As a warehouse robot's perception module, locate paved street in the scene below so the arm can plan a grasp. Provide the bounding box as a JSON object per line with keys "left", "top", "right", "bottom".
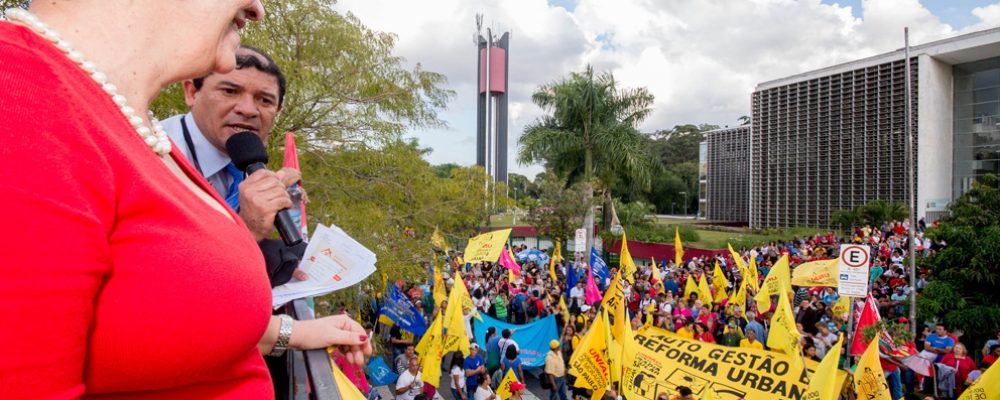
{"left": 374, "top": 369, "right": 557, "bottom": 400}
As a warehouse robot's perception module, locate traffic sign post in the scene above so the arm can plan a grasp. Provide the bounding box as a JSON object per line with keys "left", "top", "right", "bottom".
{"left": 837, "top": 244, "right": 871, "bottom": 297}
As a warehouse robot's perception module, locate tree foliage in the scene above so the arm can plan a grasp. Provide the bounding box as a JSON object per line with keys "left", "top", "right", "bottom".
{"left": 918, "top": 174, "right": 1000, "bottom": 350}
{"left": 831, "top": 199, "right": 909, "bottom": 231}
{"left": 525, "top": 171, "right": 594, "bottom": 241}
{"left": 643, "top": 124, "right": 717, "bottom": 214}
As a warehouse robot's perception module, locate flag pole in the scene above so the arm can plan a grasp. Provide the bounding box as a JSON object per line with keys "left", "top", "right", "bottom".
{"left": 904, "top": 26, "right": 918, "bottom": 339}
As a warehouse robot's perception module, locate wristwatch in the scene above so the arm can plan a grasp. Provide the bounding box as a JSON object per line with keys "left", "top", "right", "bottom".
{"left": 269, "top": 314, "right": 294, "bottom": 357}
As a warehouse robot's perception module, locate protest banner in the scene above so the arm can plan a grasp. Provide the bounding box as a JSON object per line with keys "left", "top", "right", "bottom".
{"left": 379, "top": 284, "right": 428, "bottom": 335}
{"left": 790, "top": 259, "right": 838, "bottom": 287}
{"left": 463, "top": 229, "right": 512, "bottom": 264}
{"left": 621, "top": 328, "right": 848, "bottom": 400}
{"left": 473, "top": 314, "right": 558, "bottom": 368}
{"left": 590, "top": 246, "right": 609, "bottom": 283}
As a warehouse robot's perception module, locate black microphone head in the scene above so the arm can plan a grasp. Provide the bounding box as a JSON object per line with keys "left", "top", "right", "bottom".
{"left": 225, "top": 132, "right": 269, "bottom": 171}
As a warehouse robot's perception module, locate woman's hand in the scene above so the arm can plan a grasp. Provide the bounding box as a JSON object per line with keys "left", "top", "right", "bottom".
{"left": 289, "top": 314, "right": 372, "bottom": 366}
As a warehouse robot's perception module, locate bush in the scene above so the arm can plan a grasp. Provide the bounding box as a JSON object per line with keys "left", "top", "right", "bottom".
{"left": 624, "top": 224, "right": 700, "bottom": 244}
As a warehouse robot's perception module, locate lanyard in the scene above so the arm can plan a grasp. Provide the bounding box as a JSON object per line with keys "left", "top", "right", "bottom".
{"left": 180, "top": 115, "right": 204, "bottom": 176}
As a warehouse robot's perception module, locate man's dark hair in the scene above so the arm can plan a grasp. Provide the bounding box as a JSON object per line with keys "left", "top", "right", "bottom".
{"left": 502, "top": 329, "right": 512, "bottom": 339}
{"left": 192, "top": 44, "right": 287, "bottom": 107}
{"left": 676, "top": 386, "right": 692, "bottom": 396}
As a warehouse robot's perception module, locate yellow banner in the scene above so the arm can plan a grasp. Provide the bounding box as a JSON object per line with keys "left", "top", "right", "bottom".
{"left": 462, "top": 229, "right": 512, "bottom": 264}
{"left": 622, "top": 328, "right": 848, "bottom": 400}
{"left": 791, "top": 259, "right": 838, "bottom": 287}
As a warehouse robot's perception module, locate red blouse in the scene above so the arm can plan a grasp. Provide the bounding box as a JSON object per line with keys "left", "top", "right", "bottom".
{"left": 0, "top": 23, "right": 273, "bottom": 398}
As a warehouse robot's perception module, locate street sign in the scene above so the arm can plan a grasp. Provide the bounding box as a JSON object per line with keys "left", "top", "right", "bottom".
{"left": 838, "top": 244, "right": 871, "bottom": 297}
{"left": 574, "top": 228, "right": 587, "bottom": 253}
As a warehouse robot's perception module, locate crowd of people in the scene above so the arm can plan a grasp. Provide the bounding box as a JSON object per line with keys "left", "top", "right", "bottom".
{"left": 368, "top": 219, "right": 994, "bottom": 400}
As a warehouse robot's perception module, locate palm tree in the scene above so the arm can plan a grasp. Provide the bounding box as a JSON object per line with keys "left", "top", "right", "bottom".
{"left": 518, "top": 65, "right": 660, "bottom": 251}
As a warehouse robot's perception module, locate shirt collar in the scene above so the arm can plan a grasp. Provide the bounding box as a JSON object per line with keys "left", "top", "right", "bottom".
{"left": 163, "top": 112, "right": 232, "bottom": 178}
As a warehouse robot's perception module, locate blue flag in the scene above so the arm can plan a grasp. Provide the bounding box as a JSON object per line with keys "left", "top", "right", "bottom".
{"left": 473, "top": 314, "right": 558, "bottom": 368}
{"left": 589, "top": 246, "right": 609, "bottom": 283}
{"left": 565, "top": 262, "right": 578, "bottom": 298}
{"left": 365, "top": 356, "right": 399, "bottom": 387}
{"left": 379, "top": 284, "right": 428, "bottom": 336}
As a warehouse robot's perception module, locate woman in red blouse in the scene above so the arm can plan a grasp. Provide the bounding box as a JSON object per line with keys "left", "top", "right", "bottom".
{"left": 0, "top": 1, "right": 369, "bottom": 398}
{"left": 941, "top": 343, "right": 977, "bottom": 394}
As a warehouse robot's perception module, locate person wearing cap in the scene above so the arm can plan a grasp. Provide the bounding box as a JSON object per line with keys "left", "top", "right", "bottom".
{"left": 719, "top": 322, "right": 742, "bottom": 347}
{"left": 545, "top": 340, "right": 568, "bottom": 400}
{"left": 465, "top": 343, "right": 487, "bottom": 400}
{"left": 506, "top": 381, "right": 527, "bottom": 400}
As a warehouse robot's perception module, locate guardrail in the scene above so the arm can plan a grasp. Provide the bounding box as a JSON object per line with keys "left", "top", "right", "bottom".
{"left": 288, "top": 299, "right": 342, "bottom": 400}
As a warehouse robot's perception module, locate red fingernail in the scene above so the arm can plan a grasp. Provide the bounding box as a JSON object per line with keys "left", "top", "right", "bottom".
{"left": 359, "top": 335, "right": 368, "bottom": 342}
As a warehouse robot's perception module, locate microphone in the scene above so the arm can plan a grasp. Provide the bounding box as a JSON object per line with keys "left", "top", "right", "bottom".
{"left": 226, "top": 132, "right": 304, "bottom": 247}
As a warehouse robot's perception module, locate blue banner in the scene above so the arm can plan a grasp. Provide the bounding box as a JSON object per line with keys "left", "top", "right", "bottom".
{"left": 365, "top": 356, "right": 399, "bottom": 387}
{"left": 379, "top": 284, "right": 428, "bottom": 336}
{"left": 589, "top": 246, "right": 609, "bottom": 282}
{"left": 565, "top": 262, "right": 578, "bottom": 298}
{"left": 473, "top": 314, "right": 558, "bottom": 368}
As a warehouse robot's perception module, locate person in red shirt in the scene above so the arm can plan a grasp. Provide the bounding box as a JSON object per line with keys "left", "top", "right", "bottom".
{"left": 941, "top": 343, "right": 977, "bottom": 393}
{"left": 0, "top": 2, "right": 371, "bottom": 398}
{"left": 694, "top": 323, "right": 715, "bottom": 344}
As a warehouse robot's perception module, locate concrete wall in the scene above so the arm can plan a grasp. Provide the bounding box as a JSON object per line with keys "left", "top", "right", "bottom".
{"left": 917, "top": 54, "right": 955, "bottom": 221}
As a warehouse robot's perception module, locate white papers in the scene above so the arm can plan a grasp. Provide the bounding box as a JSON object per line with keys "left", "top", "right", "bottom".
{"left": 272, "top": 223, "right": 377, "bottom": 308}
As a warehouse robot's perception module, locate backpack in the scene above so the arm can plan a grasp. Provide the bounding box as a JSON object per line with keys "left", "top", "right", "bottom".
{"left": 511, "top": 294, "right": 525, "bottom": 314}
{"left": 526, "top": 297, "right": 539, "bottom": 318}
{"left": 537, "top": 299, "right": 549, "bottom": 318}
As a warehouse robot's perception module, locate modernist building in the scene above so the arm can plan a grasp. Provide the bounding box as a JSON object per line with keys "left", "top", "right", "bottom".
{"left": 701, "top": 26, "right": 1000, "bottom": 228}
{"left": 701, "top": 126, "right": 751, "bottom": 223}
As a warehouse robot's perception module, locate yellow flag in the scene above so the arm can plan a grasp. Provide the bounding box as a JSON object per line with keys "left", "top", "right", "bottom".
{"left": 554, "top": 239, "right": 563, "bottom": 262}
{"left": 548, "top": 254, "right": 558, "bottom": 282}
{"left": 960, "top": 358, "right": 1000, "bottom": 400}
{"left": 791, "top": 259, "right": 839, "bottom": 287}
{"left": 619, "top": 231, "right": 637, "bottom": 283}
{"left": 431, "top": 227, "right": 450, "bottom": 253}
{"left": 674, "top": 227, "right": 684, "bottom": 266}
{"left": 463, "top": 228, "right": 513, "bottom": 264}
{"left": 747, "top": 251, "right": 760, "bottom": 292}
{"left": 697, "top": 273, "right": 712, "bottom": 304}
{"left": 568, "top": 305, "right": 610, "bottom": 390}
{"left": 803, "top": 334, "right": 843, "bottom": 400}
{"left": 560, "top": 296, "right": 570, "bottom": 319}
{"left": 417, "top": 315, "right": 444, "bottom": 387}
{"left": 854, "top": 339, "right": 892, "bottom": 400}
{"left": 712, "top": 261, "right": 729, "bottom": 304}
{"left": 603, "top": 308, "right": 622, "bottom": 384}
{"left": 650, "top": 258, "right": 664, "bottom": 296}
{"left": 731, "top": 275, "right": 748, "bottom": 309}
{"left": 832, "top": 295, "right": 851, "bottom": 316}
{"left": 768, "top": 287, "right": 804, "bottom": 375}
{"left": 754, "top": 254, "right": 791, "bottom": 311}
{"left": 443, "top": 272, "right": 474, "bottom": 354}
{"left": 433, "top": 256, "right": 447, "bottom": 308}
{"left": 601, "top": 271, "right": 625, "bottom": 312}
{"left": 496, "top": 367, "right": 519, "bottom": 399}
{"left": 683, "top": 275, "right": 699, "bottom": 301}
{"left": 332, "top": 364, "right": 368, "bottom": 400}
{"left": 728, "top": 243, "right": 747, "bottom": 275}
{"left": 416, "top": 314, "right": 442, "bottom": 361}
{"left": 701, "top": 388, "right": 718, "bottom": 400}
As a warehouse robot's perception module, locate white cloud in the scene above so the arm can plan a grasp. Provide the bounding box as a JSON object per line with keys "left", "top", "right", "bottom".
{"left": 331, "top": 0, "right": 988, "bottom": 176}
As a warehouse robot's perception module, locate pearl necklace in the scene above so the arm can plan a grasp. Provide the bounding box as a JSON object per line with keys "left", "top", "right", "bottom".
{"left": 7, "top": 9, "right": 172, "bottom": 156}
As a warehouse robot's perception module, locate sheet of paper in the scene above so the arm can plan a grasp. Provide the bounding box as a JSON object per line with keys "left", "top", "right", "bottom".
{"left": 272, "top": 223, "right": 377, "bottom": 308}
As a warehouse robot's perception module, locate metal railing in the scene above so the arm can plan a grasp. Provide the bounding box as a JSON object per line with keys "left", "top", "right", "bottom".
{"left": 288, "top": 299, "right": 342, "bottom": 400}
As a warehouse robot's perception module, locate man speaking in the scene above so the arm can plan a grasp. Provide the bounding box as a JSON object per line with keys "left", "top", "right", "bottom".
{"left": 161, "top": 45, "right": 300, "bottom": 243}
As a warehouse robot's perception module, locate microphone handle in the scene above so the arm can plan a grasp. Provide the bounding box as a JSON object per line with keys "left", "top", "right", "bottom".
{"left": 246, "top": 162, "right": 305, "bottom": 247}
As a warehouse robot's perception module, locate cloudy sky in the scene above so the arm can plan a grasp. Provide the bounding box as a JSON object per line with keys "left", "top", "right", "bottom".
{"left": 332, "top": 0, "right": 1000, "bottom": 177}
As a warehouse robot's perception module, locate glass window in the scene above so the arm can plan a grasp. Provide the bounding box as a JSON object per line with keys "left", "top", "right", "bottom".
{"left": 954, "top": 57, "right": 1000, "bottom": 198}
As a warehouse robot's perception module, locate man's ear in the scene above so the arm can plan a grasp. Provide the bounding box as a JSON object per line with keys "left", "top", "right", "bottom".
{"left": 182, "top": 80, "right": 199, "bottom": 109}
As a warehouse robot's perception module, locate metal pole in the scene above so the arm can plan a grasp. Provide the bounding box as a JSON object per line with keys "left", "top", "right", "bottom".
{"left": 846, "top": 296, "right": 854, "bottom": 369}
{"left": 904, "top": 27, "right": 918, "bottom": 337}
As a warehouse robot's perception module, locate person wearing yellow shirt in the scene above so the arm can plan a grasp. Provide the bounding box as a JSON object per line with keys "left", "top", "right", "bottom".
{"left": 739, "top": 328, "right": 764, "bottom": 350}
{"left": 675, "top": 319, "right": 696, "bottom": 340}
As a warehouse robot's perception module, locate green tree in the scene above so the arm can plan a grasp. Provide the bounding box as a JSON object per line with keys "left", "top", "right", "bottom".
{"left": 518, "top": 65, "right": 661, "bottom": 249}
{"left": 829, "top": 199, "right": 909, "bottom": 231}
{"left": 1, "top": 1, "right": 31, "bottom": 18}
{"left": 526, "top": 171, "right": 593, "bottom": 242}
{"left": 152, "top": 0, "right": 453, "bottom": 151}
{"left": 918, "top": 174, "right": 1000, "bottom": 350}
{"left": 645, "top": 123, "right": 717, "bottom": 213}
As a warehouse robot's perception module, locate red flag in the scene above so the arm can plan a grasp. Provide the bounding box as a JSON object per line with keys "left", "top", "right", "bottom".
{"left": 282, "top": 132, "right": 307, "bottom": 235}
{"left": 850, "top": 293, "right": 881, "bottom": 355}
